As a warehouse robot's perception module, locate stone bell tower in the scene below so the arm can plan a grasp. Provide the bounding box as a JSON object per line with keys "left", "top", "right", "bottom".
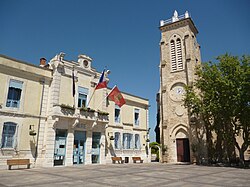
{"left": 159, "top": 10, "right": 201, "bottom": 163}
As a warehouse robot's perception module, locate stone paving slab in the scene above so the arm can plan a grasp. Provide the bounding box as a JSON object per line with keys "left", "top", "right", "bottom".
{"left": 0, "top": 163, "right": 249, "bottom": 187}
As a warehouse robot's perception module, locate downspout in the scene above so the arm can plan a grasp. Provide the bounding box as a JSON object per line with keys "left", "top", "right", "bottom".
{"left": 34, "top": 78, "right": 45, "bottom": 164}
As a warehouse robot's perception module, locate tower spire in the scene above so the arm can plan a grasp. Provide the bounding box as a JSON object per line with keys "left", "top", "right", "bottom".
{"left": 172, "top": 10, "right": 179, "bottom": 22}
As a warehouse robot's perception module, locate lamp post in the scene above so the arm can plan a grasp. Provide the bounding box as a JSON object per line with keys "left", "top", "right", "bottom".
{"left": 145, "top": 128, "right": 151, "bottom": 161}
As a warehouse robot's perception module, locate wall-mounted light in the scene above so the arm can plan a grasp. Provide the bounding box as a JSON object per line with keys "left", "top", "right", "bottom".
{"left": 108, "top": 132, "right": 114, "bottom": 140}
{"left": 29, "top": 125, "right": 36, "bottom": 136}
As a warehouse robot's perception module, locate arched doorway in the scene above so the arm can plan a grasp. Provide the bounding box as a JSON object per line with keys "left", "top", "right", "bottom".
{"left": 174, "top": 127, "right": 190, "bottom": 162}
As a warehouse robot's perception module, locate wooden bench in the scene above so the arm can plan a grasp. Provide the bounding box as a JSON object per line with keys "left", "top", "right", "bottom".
{"left": 7, "top": 159, "right": 30, "bottom": 170}
{"left": 111, "top": 157, "right": 124, "bottom": 164}
{"left": 132, "top": 157, "right": 143, "bottom": 163}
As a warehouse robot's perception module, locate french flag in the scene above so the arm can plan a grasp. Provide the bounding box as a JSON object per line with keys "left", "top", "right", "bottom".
{"left": 95, "top": 69, "right": 107, "bottom": 90}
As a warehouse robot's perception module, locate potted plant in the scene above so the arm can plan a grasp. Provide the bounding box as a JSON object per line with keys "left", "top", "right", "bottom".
{"left": 97, "top": 110, "right": 109, "bottom": 116}
{"left": 60, "top": 104, "right": 75, "bottom": 110}
{"left": 80, "top": 107, "right": 95, "bottom": 113}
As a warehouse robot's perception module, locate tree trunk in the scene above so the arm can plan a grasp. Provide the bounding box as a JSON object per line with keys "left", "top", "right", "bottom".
{"left": 233, "top": 135, "right": 248, "bottom": 167}
{"left": 239, "top": 149, "right": 245, "bottom": 167}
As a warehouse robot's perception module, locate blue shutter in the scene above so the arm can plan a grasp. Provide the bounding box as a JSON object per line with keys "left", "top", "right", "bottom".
{"left": 135, "top": 134, "right": 140, "bottom": 149}
{"left": 78, "top": 87, "right": 88, "bottom": 94}
{"left": 2, "top": 122, "right": 17, "bottom": 148}
{"left": 9, "top": 80, "right": 23, "bottom": 89}
{"left": 114, "top": 132, "right": 120, "bottom": 149}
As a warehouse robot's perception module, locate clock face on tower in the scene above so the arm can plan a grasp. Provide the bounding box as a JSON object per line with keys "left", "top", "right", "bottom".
{"left": 169, "top": 83, "right": 185, "bottom": 101}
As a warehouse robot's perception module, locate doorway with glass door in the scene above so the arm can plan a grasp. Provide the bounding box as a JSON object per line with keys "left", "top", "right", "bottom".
{"left": 73, "top": 131, "right": 86, "bottom": 165}
{"left": 92, "top": 132, "right": 101, "bottom": 164}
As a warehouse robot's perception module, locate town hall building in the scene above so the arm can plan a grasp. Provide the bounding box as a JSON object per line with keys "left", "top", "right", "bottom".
{"left": 0, "top": 53, "right": 149, "bottom": 170}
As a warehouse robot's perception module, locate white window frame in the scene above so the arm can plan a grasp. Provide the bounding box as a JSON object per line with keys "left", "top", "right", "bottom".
{"left": 114, "top": 132, "right": 121, "bottom": 150}
{"left": 122, "top": 133, "right": 133, "bottom": 149}
{"left": 6, "top": 79, "right": 23, "bottom": 108}
{"left": 1, "top": 122, "right": 18, "bottom": 149}
{"left": 78, "top": 86, "right": 88, "bottom": 108}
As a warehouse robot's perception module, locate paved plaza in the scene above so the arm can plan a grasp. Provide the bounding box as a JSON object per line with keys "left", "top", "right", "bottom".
{"left": 0, "top": 163, "right": 249, "bottom": 187}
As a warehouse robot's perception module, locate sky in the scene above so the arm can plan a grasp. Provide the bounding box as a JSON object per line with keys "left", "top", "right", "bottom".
{"left": 1, "top": 0, "right": 250, "bottom": 142}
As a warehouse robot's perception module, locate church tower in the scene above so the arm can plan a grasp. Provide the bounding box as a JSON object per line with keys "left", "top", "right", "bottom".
{"left": 159, "top": 11, "right": 201, "bottom": 163}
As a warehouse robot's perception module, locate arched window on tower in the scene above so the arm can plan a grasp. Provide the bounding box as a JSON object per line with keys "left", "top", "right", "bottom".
{"left": 170, "top": 40, "right": 177, "bottom": 71}
{"left": 176, "top": 38, "right": 183, "bottom": 70}
{"left": 170, "top": 38, "right": 183, "bottom": 72}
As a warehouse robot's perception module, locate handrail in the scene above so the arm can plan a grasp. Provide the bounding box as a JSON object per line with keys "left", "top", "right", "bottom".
{"left": 160, "top": 13, "right": 190, "bottom": 27}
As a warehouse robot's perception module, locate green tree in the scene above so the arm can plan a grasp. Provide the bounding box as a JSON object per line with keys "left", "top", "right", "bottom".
{"left": 184, "top": 54, "right": 250, "bottom": 166}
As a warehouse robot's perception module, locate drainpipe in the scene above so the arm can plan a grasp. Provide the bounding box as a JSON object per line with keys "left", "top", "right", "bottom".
{"left": 34, "top": 78, "right": 45, "bottom": 164}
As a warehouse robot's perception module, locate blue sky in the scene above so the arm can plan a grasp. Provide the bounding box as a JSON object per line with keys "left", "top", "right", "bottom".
{"left": 1, "top": 0, "right": 250, "bottom": 141}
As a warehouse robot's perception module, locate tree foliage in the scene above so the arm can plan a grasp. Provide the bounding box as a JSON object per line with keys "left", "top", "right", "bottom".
{"left": 184, "top": 54, "right": 250, "bottom": 166}
{"left": 149, "top": 142, "right": 161, "bottom": 161}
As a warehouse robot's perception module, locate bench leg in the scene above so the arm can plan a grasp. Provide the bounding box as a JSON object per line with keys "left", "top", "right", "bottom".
{"left": 27, "top": 164, "right": 30, "bottom": 169}
{"left": 8, "top": 165, "right": 11, "bottom": 170}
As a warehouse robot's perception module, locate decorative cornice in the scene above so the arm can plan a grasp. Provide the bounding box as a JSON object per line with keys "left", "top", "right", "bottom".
{"left": 132, "top": 127, "right": 147, "bottom": 132}
{"left": 0, "top": 110, "right": 46, "bottom": 119}
{"left": 159, "top": 18, "right": 198, "bottom": 35}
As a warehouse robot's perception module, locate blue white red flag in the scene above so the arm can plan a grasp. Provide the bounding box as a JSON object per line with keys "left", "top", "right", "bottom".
{"left": 95, "top": 69, "right": 107, "bottom": 90}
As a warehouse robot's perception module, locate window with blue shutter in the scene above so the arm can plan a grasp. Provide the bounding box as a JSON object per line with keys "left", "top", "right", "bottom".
{"left": 78, "top": 87, "right": 88, "bottom": 108}
{"left": 135, "top": 134, "right": 140, "bottom": 149}
{"left": 123, "top": 133, "right": 133, "bottom": 149}
{"left": 6, "top": 80, "right": 23, "bottom": 108}
{"left": 114, "top": 132, "right": 121, "bottom": 149}
{"left": 1, "top": 122, "right": 17, "bottom": 148}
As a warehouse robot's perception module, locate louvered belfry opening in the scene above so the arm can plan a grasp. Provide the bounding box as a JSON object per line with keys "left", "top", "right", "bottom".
{"left": 170, "top": 40, "right": 177, "bottom": 71}
{"left": 176, "top": 38, "right": 183, "bottom": 70}
{"left": 170, "top": 38, "right": 183, "bottom": 71}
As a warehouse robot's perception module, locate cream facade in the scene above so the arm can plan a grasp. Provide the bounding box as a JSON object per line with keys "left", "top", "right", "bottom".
{"left": 0, "top": 53, "right": 149, "bottom": 169}
{"left": 106, "top": 90, "right": 150, "bottom": 163}
{"left": 35, "top": 53, "right": 110, "bottom": 167}
{"left": 0, "top": 55, "right": 52, "bottom": 169}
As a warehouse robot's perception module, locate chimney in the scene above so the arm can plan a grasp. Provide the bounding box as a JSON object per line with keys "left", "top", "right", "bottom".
{"left": 40, "top": 57, "right": 47, "bottom": 67}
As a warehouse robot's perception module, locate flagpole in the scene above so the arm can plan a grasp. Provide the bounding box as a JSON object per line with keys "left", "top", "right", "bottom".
{"left": 87, "top": 68, "right": 107, "bottom": 108}
{"left": 87, "top": 89, "right": 96, "bottom": 107}
{"left": 95, "top": 85, "right": 116, "bottom": 111}
{"left": 72, "top": 67, "right": 76, "bottom": 109}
